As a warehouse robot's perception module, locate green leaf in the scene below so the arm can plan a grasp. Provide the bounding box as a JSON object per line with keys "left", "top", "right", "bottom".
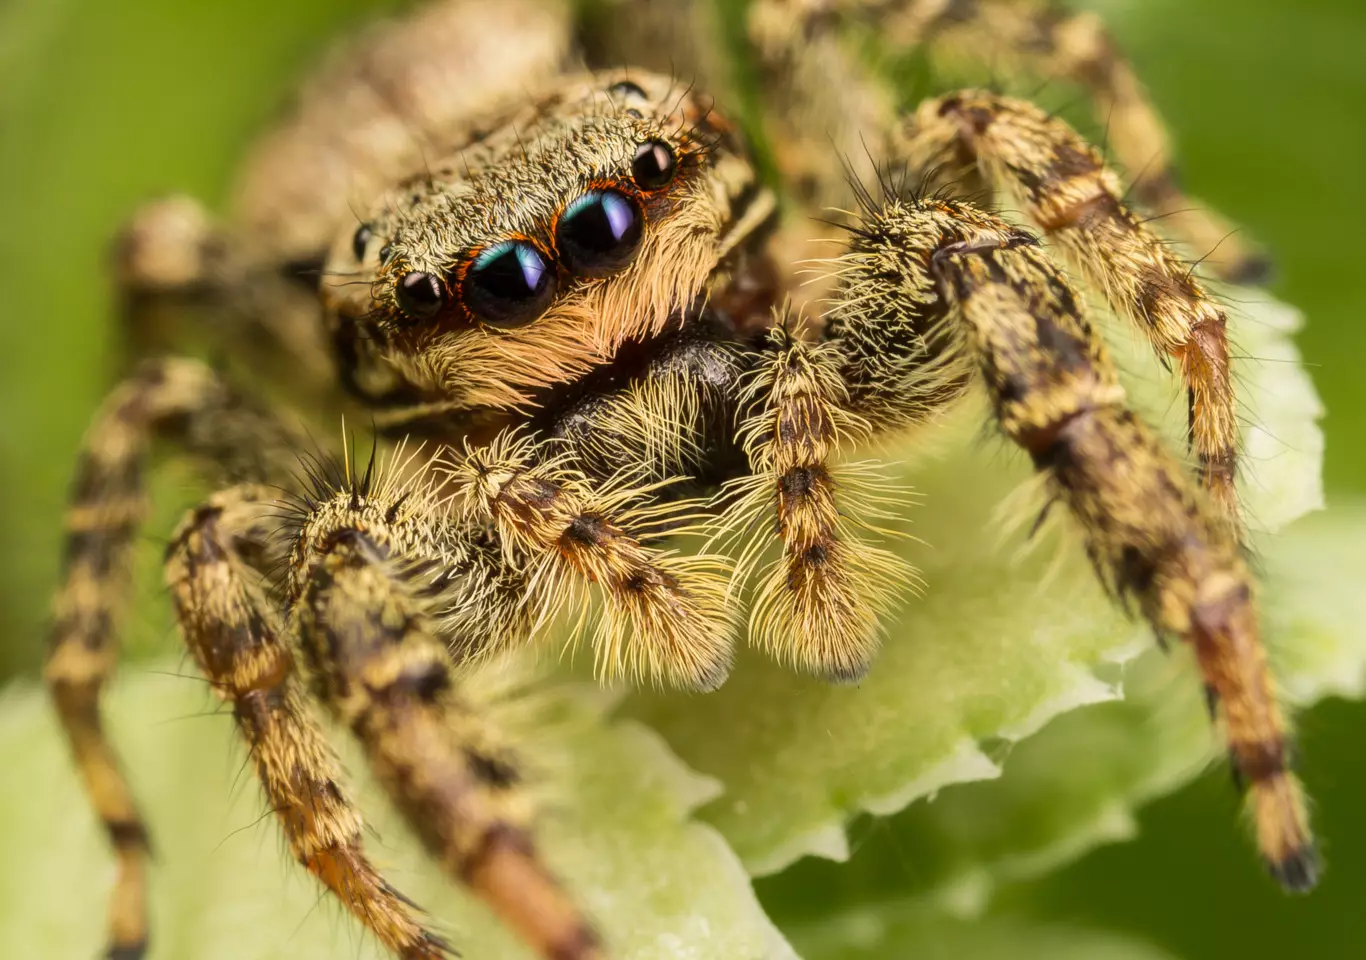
{"left": 790, "top": 902, "right": 1180, "bottom": 960}
{"left": 1234, "top": 298, "right": 1326, "bottom": 533}
{"left": 625, "top": 410, "right": 1145, "bottom": 875}
{"left": 756, "top": 504, "right": 1366, "bottom": 922}
{"left": 0, "top": 665, "right": 795, "bottom": 960}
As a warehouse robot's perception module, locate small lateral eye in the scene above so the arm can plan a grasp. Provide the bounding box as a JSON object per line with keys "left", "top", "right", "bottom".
{"left": 352, "top": 223, "right": 372, "bottom": 261}
{"left": 607, "top": 80, "right": 648, "bottom": 100}
{"left": 632, "top": 140, "right": 676, "bottom": 190}
{"left": 462, "top": 240, "right": 556, "bottom": 328}
{"left": 556, "top": 190, "right": 643, "bottom": 277}
{"left": 395, "top": 271, "right": 445, "bottom": 321}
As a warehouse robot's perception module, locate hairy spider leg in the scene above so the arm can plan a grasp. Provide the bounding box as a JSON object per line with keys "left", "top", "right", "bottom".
{"left": 166, "top": 485, "right": 455, "bottom": 960}
{"left": 818, "top": 193, "right": 1316, "bottom": 891}
{"left": 723, "top": 325, "right": 913, "bottom": 682}
{"left": 898, "top": 91, "right": 1244, "bottom": 531}
{"left": 443, "top": 431, "right": 737, "bottom": 691}
{"left": 113, "top": 197, "right": 340, "bottom": 396}
{"left": 288, "top": 480, "right": 603, "bottom": 960}
{"left": 44, "top": 359, "right": 301, "bottom": 959}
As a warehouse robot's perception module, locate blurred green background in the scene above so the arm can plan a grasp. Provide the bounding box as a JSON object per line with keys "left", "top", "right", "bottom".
{"left": 0, "top": 0, "right": 1361, "bottom": 957}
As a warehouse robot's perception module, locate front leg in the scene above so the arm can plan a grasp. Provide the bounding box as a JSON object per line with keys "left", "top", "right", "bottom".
{"left": 44, "top": 358, "right": 302, "bottom": 960}
{"left": 899, "top": 90, "right": 1246, "bottom": 530}
{"left": 725, "top": 324, "right": 914, "bottom": 682}
{"left": 286, "top": 476, "right": 601, "bottom": 960}
{"left": 444, "top": 431, "right": 737, "bottom": 690}
{"left": 165, "top": 485, "right": 453, "bottom": 959}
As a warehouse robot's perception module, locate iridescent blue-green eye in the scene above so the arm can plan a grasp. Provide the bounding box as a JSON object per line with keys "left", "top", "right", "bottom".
{"left": 461, "top": 240, "right": 556, "bottom": 328}
{"left": 556, "top": 189, "right": 643, "bottom": 277}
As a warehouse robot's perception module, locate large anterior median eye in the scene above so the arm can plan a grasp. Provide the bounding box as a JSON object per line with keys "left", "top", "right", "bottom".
{"left": 462, "top": 240, "right": 556, "bottom": 328}
{"left": 556, "top": 189, "right": 643, "bottom": 277}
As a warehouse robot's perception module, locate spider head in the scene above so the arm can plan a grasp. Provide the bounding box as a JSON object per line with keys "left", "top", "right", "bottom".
{"left": 322, "top": 71, "right": 765, "bottom": 414}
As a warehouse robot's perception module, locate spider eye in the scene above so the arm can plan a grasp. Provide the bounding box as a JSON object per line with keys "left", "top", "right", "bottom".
{"left": 607, "top": 80, "right": 648, "bottom": 100}
{"left": 352, "top": 223, "right": 372, "bottom": 261}
{"left": 395, "top": 271, "right": 445, "bottom": 321}
{"left": 462, "top": 240, "right": 556, "bottom": 328}
{"left": 556, "top": 190, "right": 643, "bottom": 277}
{"left": 632, "top": 140, "right": 676, "bottom": 190}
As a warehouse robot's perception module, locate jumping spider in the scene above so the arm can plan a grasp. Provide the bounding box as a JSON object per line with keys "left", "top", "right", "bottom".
{"left": 46, "top": 1, "right": 1314, "bottom": 958}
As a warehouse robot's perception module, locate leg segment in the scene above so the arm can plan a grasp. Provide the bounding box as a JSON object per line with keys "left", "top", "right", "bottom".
{"left": 727, "top": 324, "right": 911, "bottom": 682}
{"left": 114, "top": 196, "right": 339, "bottom": 396}
{"left": 444, "top": 432, "right": 735, "bottom": 690}
{"left": 899, "top": 90, "right": 1244, "bottom": 531}
{"left": 747, "top": 0, "right": 1267, "bottom": 282}
{"left": 820, "top": 194, "right": 1315, "bottom": 890}
{"left": 44, "top": 359, "right": 299, "bottom": 959}
{"left": 165, "top": 486, "right": 452, "bottom": 959}
{"left": 288, "top": 480, "right": 601, "bottom": 960}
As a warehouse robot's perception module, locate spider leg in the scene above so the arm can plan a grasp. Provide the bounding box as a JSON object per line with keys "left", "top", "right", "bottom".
{"left": 898, "top": 90, "right": 1244, "bottom": 530}
{"left": 165, "top": 484, "right": 454, "bottom": 959}
{"left": 114, "top": 197, "right": 339, "bottom": 393}
{"left": 444, "top": 431, "right": 736, "bottom": 690}
{"left": 287, "top": 480, "right": 602, "bottom": 960}
{"left": 747, "top": 0, "right": 1268, "bottom": 282}
{"left": 723, "top": 324, "right": 912, "bottom": 682}
{"left": 819, "top": 192, "right": 1316, "bottom": 891}
{"left": 43, "top": 358, "right": 300, "bottom": 959}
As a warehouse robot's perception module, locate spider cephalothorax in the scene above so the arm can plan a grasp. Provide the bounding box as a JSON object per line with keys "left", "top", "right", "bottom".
{"left": 326, "top": 72, "right": 765, "bottom": 417}
{"left": 45, "top": 2, "right": 1316, "bottom": 960}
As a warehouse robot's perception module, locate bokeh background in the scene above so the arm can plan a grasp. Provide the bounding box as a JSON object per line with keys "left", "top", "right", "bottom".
{"left": 0, "top": 0, "right": 1361, "bottom": 956}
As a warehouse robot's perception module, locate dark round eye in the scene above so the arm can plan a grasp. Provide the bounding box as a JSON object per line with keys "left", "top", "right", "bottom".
{"left": 632, "top": 140, "right": 676, "bottom": 190}
{"left": 462, "top": 240, "right": 556, "bottom": 328}
{"left": 557, "top": 190, "right": 643, "bottom": 277}
{"left": 352, "top": 223, "right": 372, "bottom": 261}
{"left": 395, "top": 271, "right": 445, "bottom": 321}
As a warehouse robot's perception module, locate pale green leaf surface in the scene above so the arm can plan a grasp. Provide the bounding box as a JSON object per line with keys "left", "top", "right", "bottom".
{"left": 625, "top": 413, "right": 1144, "bottom": 876}
{"left": 1102, "top": 294, "right": 1323, "bottom": 534}
{"left": 914, "top": 502, "right": 1366, "bottom": 903}
{"left": 1232, "top": 298, "right": 1326, "bottom": 533}
{"left": 0, "top": 666, "right": 795, "bottom": 960}
{"left": 757, "top": 505, "right": 1366, "bottom": 922}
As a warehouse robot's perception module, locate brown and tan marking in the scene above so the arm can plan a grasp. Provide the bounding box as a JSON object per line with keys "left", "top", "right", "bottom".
{"left": 289, "top": 479, "right": 601, "bottom": 960}
{"left": 900, "top": 90, "right": 1244, "bottom": 530}
{"left": 818, "top": 193, "right": 1314, "bottom": 887}
{"left": 747, "top": 0, "right": 1268, "bottom": 283}
{"left": 45, "top": 358, "right": 299, "bottom": 960}
{"left": 445, "top": 432, "right": 736, "bottom": 690}
{"left": 167, "top": 485, "right": 455, "bottom": 959}
{"left": 727, "top": 324, "right": 911, "bottom": 682}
